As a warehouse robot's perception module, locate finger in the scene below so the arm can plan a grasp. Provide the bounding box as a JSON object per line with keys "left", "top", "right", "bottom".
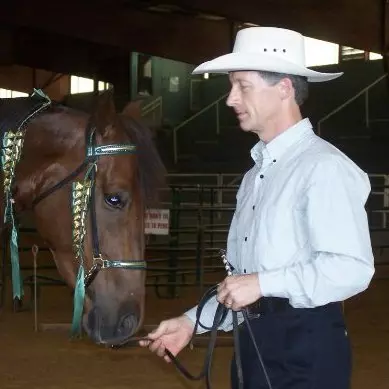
{"left": 216, "top": 294, "right": 225, "bottom": 304}
{"left": 163, "top": 347, "right": 176, "bottom": 363}
{"left": 148, "top": 321, "right": 169, "bottom": 340}
{"left": 217, "top": 281, "right": 227, "bottom": 296}
{"left": 139, "top": 340, "right": 151, "bottom": 347}
{"left": 149, "top": 339, "right": 163, "bottom": 353}
{"left": 216, "top": 281, "right": 225, "bottom": 294}
{"left": 223, "top": 300, "right": 233, "bottom": 310}
{"left": 156, "top": 344, "right": 167, "bottom": 357}
{"left": 217, "top": 287, "right": 230, "bottom": 304}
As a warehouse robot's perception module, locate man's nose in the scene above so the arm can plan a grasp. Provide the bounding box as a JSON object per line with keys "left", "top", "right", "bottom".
{"left": 226, "top": 90, "right": 237, "bottom": 107}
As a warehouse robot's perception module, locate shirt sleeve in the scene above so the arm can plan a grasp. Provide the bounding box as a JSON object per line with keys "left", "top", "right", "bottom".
{"left": 259, "top": 156, "right": 375, "bottom": 308}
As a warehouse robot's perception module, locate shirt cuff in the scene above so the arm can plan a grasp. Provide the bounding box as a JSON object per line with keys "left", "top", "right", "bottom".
{"left": 184, "top": 306, "right": 213, "bottom": 334}
{"left": 258, "top": 268, "right": 288, "bottom": 298}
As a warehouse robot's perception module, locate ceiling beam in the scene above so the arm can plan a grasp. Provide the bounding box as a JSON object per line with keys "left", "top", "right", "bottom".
{"left": 12, "top": 28, "right": 127, "bottom": 82}
{"left": 0, "top": 27, "right": 14, "bottom": 65}
{"left": 1, "top": 0, "right": 233, "bottom": 65}
{"left": 139, "top": 0, "right": 383, "bottom": 53}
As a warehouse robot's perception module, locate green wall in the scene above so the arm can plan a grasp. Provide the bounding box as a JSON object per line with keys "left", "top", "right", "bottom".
{"left": 131, "top": 52, "right": 196, "bottom": 127}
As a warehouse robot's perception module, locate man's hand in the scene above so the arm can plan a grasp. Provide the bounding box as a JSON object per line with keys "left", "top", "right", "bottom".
{"left": 217, "top": 273, "right": 262, "bottom": 311}
{"left": 139, "top": 315, "right": 194, "bottom": 363}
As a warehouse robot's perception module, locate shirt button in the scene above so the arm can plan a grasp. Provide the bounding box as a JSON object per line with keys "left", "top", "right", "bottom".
{"left": 244, "top": 237, "right": 248, "bottom": 242}
{"left": 244, "top": 269, "right": 247, "bottom": 273}
{"left": 260, "top": 174, "right": 264, "bottom": 179}
{"left": 252, "top": 205, "right": 255, "bottom": 210}
{"left": 273, "top": 159, "right": 276, "bottom": 163}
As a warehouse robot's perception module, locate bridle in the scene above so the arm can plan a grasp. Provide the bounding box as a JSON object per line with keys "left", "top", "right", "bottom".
{"left": 1, "top": 89, "right": 147, "bottom": 336}
{"left": 33, "top": 117, "right": 148, "bottom": 335}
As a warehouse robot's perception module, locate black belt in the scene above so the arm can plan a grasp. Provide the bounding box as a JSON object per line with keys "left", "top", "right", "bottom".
{"left": 245, "top": 297, "right": 341, "bottom": 319}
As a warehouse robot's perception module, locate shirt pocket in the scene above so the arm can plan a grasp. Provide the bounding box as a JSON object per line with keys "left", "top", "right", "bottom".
{"left": 264, "top": 203, "right": 306, "bottom": 249}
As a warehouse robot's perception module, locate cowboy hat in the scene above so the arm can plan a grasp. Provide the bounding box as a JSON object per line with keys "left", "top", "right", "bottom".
{"left": 192, "top": 27, "right": 343, "bottom": 82}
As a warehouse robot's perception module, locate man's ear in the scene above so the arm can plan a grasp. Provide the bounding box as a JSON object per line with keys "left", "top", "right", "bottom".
{"left": 278, "top": 77, "right": 294, "bottom": 101}
{"left": 91, "top": 89, "right": 117, "bottom": 138}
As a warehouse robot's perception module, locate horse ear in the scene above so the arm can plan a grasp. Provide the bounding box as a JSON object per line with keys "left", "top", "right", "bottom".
{"left": 121, "top": 100, "right": 143, "bottom": 120}
{"left": 121, "top": 99, "right": 159, "bottom": 137}
{"left": 92, "top": 89, "right": 117, "bottom": 137}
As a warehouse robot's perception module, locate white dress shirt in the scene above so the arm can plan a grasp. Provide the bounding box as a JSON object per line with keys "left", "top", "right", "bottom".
{"left": 185, "top": 118, "right": 375, "bottom": 333}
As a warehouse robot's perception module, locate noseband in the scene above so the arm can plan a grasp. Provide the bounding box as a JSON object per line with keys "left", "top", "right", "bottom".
{"left": 0, "top": 89, "right": 147, "bottom": 336}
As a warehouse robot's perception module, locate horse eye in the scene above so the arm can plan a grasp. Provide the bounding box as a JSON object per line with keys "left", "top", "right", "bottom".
{"left": 105, "top": 194, "right": 124, "bottom": 208}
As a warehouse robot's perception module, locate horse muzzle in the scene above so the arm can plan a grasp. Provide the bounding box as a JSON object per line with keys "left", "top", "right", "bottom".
{"left": 83, "top": 305, "right": 141, "bottom": 346}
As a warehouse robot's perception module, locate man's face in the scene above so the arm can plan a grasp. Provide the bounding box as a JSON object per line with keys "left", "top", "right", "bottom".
{"left": 226, "top": 71, "right": 283, "bottom": 140}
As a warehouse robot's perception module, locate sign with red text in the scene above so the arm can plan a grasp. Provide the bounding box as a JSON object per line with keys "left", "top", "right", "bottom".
{"left": 145, "top": 209, "right": 170, "bottom": 235}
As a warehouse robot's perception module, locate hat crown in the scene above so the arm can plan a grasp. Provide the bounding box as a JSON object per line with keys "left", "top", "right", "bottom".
{"left": 233, "top": 27, "right": 306, "bottom": 68}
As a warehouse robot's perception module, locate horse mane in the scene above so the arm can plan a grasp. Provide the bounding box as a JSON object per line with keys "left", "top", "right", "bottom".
{"left": 119, "top": 113, "right": 167, "bottom": 207}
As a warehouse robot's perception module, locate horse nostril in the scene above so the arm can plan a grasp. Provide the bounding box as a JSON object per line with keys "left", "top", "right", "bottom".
{"left": 83, "top": 305, "right": 140, "bottom": 345}
{"left": 117, "top": 314, "right": 138, "bottom": 337}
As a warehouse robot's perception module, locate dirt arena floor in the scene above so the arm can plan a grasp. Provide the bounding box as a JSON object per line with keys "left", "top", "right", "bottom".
{"left": 0, "top": 260, "right": 388, "bottom": 389}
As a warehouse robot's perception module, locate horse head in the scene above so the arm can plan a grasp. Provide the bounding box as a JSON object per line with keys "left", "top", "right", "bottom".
{"left": 7, "top": 90, "right": 165, "bottom": 345}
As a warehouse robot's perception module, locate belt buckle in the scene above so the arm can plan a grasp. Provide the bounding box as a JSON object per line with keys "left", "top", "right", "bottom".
{"left": 245, "top": 300, "right": 261, "bottom": 319}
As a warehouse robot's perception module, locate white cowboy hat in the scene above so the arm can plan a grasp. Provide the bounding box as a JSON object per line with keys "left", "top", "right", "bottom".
{"left": 192, "top": 27, "right": 343, "bottom": 82}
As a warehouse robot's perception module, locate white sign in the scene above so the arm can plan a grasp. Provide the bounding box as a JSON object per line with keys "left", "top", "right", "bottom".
{"left": 144, "top": 209, "right": 170, "bottom": 235}
{"left": 169, "top": 76, "right": 180, "bottom": 92}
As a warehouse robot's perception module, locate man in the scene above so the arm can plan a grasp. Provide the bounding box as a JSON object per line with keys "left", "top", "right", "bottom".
{"left": 140, "top": 26, "right": 375, "bottom": 389}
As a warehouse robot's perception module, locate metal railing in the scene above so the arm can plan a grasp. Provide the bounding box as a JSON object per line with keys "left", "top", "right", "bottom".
{"left": 142, "top": 96, "right": 163, "bottom": 127}
{"left": 317, "top": 74, "right": 388, "bottom": 137}
{"left": 165, "top": 173, "right": 242, "bottom": 208}
{"left": 368, "top": 174, "right": 389, "bottom": 229}
{"left": 2, "top": 173, "right": 389, "bottom": 310}
{"left": 173, "top": 93, "right": 228, "bottom": 164}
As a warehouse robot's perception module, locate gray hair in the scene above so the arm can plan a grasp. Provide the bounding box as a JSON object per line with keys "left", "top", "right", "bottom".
{"left": 257, "top": 71, "right": 309, "bottom": 106}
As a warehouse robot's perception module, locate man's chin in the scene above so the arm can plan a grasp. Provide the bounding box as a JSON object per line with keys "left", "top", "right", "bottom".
{"left": 239, "top": 123, "right": 253, "bottom": 132}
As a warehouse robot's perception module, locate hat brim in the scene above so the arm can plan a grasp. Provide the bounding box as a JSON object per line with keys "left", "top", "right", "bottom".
{"left": 192, "top": 52, "right": 343, "bottom": 82}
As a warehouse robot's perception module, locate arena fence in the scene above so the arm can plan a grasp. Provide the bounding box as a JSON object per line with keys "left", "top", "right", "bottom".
{"left": 0, "top": 174, "right": 388, "bottom": 312}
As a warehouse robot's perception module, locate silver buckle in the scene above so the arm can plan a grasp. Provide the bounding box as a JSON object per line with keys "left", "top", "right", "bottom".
{"left": 245, "top": 301, "right": 262, "bottom": 319}
{"left": 93, "top": 254, "right": 104, "bottom": 268}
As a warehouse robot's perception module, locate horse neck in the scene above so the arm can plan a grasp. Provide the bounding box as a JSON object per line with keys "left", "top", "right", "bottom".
{"left": 11, "top": 107, "right": 89, "bottom": 212}
{"left": 25, "top": 107, "right": 87, "bottom": 160}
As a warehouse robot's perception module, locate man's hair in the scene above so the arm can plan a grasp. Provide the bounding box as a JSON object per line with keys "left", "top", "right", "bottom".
{"left": 257, "top": 71, "right": 309, "bottom": 106}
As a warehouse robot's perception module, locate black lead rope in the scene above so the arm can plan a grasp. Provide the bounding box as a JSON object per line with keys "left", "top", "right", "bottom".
{"left": 114, "top": 284, "right": 273, "bottom": 389}
{"left": 163, "top": 284, "right": 273, "bottom": 389}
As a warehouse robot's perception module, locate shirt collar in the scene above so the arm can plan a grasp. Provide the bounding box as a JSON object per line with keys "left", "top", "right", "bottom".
{"left": 250, "top": 118, "right": 314, "bottom": 167}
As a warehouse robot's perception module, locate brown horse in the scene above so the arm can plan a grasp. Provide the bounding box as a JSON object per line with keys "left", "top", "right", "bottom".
{"left": 0, "top": 90, "right": 165, "bottom": 345}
